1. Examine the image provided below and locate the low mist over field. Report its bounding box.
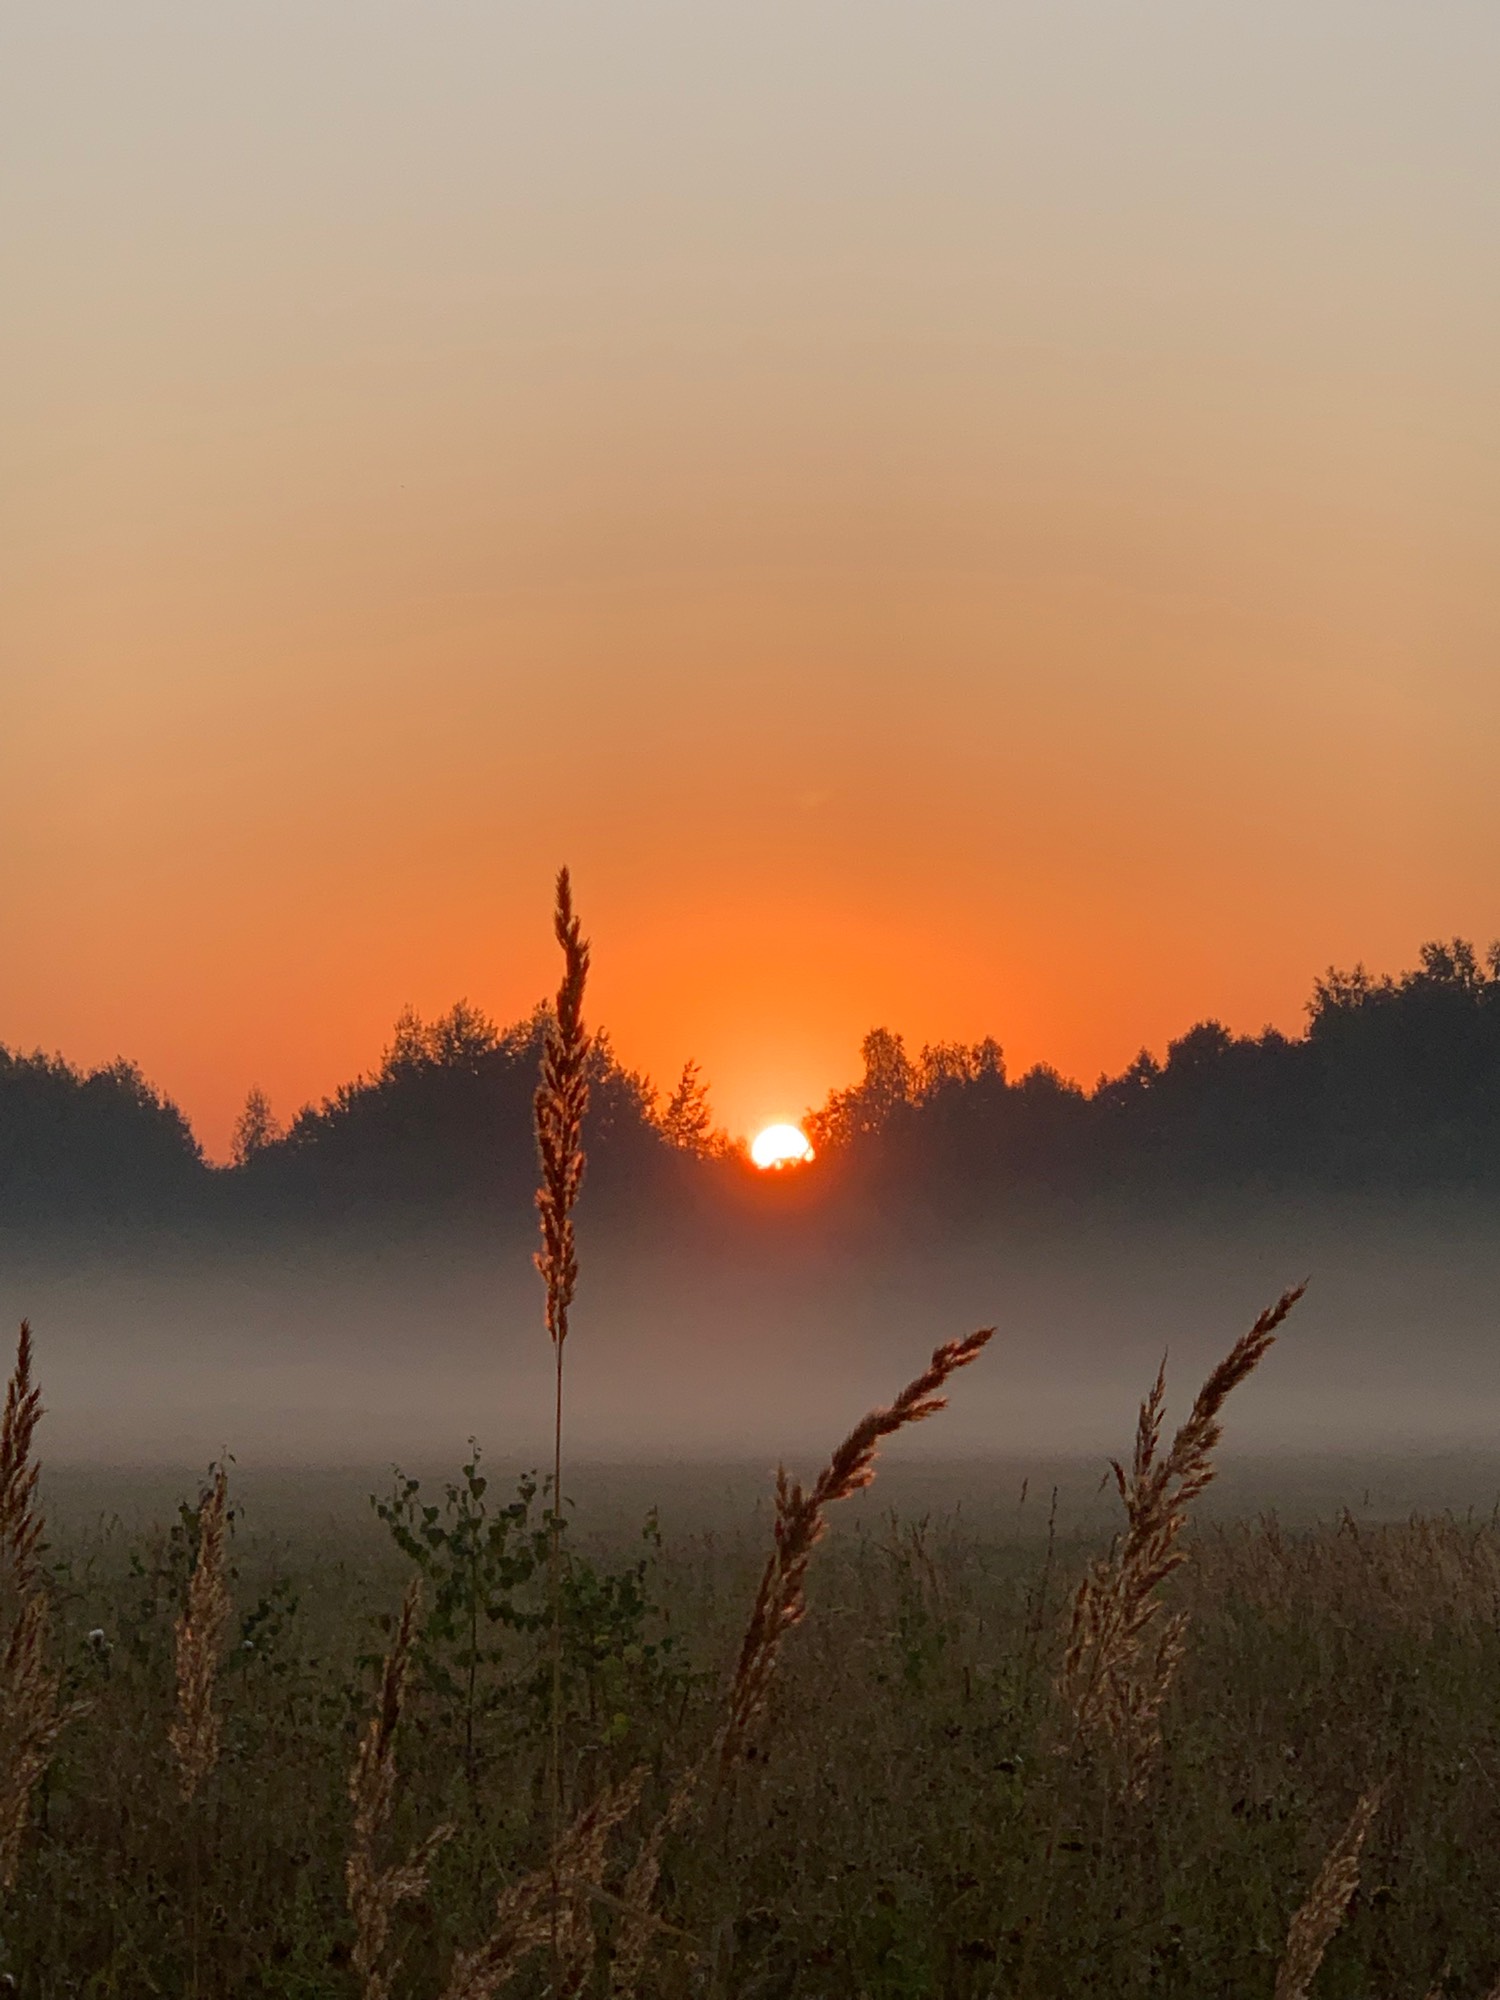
[7,1192,1500,1492]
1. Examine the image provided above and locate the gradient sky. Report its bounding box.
[3,3,1499,1157]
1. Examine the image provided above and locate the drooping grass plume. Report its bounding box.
[721,1324,996,1766]
[440,1767,644,2000]
[1060,1283,1305,1785]
[1274,1786,1383,2000]
[347,1580,452,2000]
[168,1463,233,1803]
[607,1326,996,1997]
[0,1321,74,1892]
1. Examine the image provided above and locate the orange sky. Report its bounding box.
[3,4,1499,1157]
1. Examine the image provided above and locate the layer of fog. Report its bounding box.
[6,1196,1500,1522]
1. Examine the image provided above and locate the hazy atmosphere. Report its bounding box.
[5,1181,1500,1478]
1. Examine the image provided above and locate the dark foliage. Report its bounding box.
[0,1046,202,1222]
[804,935,1500,1205]
[9,937,1500,1229]
[230,1001,674,1229]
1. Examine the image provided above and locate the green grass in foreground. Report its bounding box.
[7,1459,1500,1998]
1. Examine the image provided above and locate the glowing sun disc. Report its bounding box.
[751,1123,815,1170]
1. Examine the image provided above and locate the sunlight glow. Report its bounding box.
[750,1123,815,1170]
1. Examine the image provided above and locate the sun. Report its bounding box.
[750,1123,815,1170]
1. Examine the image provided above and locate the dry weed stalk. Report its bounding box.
[606,1327,996,1997]
[0,1322,75,1891]
[440,1767,644,2000]
[1274,1786,1383,2000]
[168,1464,233,1802]
[347,1581,453,2000]
[1060,1284,1305,1786]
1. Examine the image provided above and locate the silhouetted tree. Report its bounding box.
[230,1087,282,1166]
[807,1028,917,1151]
[658,1060,718,1153]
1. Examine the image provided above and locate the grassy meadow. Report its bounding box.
[6,1437,1500,1996]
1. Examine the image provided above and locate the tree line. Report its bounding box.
[7,938,1500,1228]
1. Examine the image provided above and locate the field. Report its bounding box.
[4,1431,1500,1998]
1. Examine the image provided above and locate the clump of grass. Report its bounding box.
[347,1580,452,2000]
[0,1320,75,1891]
[1060,1283,1305,1788]
[168,1462,232,1803]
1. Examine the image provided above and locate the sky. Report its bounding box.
[3,2,1498,1158]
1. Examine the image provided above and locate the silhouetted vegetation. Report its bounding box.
[9,937,1500,1230]
[815,937,1500,1211]
[231,1001,673,1228]
[0,1046,202,1223]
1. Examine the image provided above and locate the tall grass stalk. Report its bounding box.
[347,1579,452,2000]
[1014,1285,1305,1997]
[1060,1282,1306,1787]
[720,1324,996,1769]
[0,1322,73,1894]
[169,1463,232,1803]
[533,867,591,1958]
[168,1462,232,1997]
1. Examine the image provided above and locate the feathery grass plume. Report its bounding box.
[534,864,590,1358]
[168,1464,233,1803]
[0,1593,70,1893]
[605,1763,701,2000]
[722,1325,996,1765]
[0,1322,43,1595]
[0,1322,75,1892]
[440,1767,644,2000]
[1274,1786,1383,2000]
[533,866,591,1954]
[605,1328,996,1998]
[347,1580,453,2000]
[1060,1284,1305,1786]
